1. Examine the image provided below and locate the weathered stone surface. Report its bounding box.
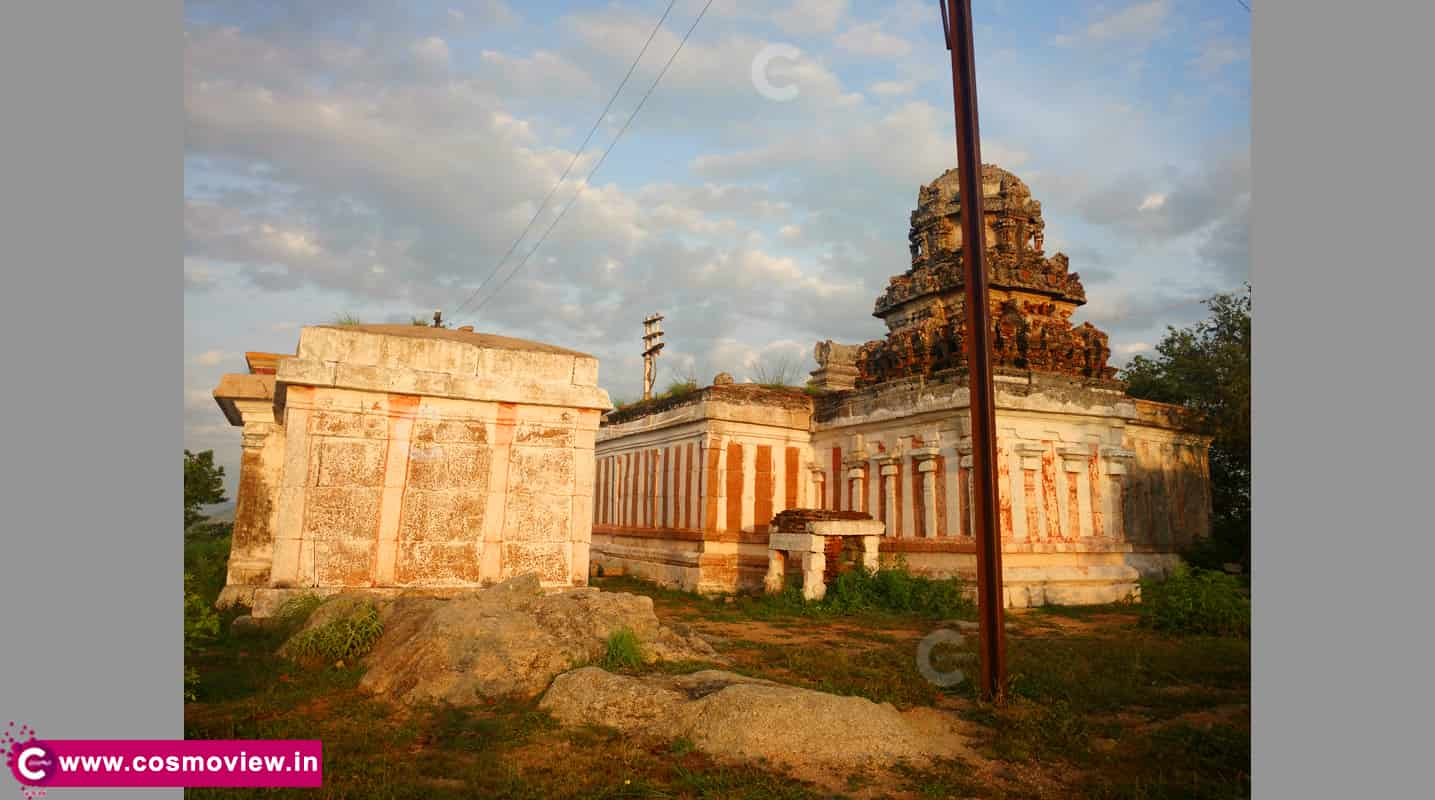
[214,323,612,613]
[540,668,961,768]
[307,576,723,705]
[853,165,1116,386]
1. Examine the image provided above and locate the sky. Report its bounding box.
[184,0,1251,496]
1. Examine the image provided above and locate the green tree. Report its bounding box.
[183,449,228,528]
[1121,286,1251,569]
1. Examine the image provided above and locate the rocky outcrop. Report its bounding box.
[279,575,719,705]
[540,667,964,769]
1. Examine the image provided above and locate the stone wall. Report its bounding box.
[214,324,609,614]
[808,370,1210,605]
[591,385,815,593]
[592,370,1210,605]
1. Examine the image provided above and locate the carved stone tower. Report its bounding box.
[851,165,1116,387]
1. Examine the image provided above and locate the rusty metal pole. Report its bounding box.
[942,0,1007,703]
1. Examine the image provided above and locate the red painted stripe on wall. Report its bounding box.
[754,444,773,532]
[726,441,743,533]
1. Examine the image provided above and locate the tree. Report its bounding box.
[1121,286,1251,569]
[184,449,228,528]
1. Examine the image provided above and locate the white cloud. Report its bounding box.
[1054,0,1171,48]
[773,0,848,35]
[869,80,915,97]
[835,23,912,58]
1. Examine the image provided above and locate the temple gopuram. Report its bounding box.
[591,166,1213,606]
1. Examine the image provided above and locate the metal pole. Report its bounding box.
[942,0,1007,703]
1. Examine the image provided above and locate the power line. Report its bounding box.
[465,0,715,318]
[451,0,679,318]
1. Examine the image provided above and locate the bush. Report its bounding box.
[285,602,385,664]
[821,562,975,619]
[1138,566,1250,637]
[273,593,325,630]
[601,627,644,671]
[184,572,220,700]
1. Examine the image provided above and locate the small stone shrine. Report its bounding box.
[212,324,610,616]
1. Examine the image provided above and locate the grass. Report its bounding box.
[600,627,644,671]
[186,556,1247,798]
[595,563,977,625]
[1139,566,1251,637]
[283,602,384,665]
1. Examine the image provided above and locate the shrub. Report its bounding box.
[1138,566,1250,637]
[184,572,220,700]
[601,627,644,671]
[285,602,384,664]
[821,562,975,619]
[273,593,325,631]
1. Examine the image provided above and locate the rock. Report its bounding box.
[540,667,960,769]
[229,615,263,635]
[321,576,721,705]
[712,372,734,385]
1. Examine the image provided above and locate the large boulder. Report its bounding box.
[540,667,964,769]
[280,575,719,705]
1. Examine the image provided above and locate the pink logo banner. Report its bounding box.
[6,739,322,789]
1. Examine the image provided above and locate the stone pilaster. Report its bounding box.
[913,446,940,538]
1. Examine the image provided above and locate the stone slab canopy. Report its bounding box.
[212,324,611,615]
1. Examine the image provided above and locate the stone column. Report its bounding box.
[880,458,900,536]
[1101,447,1135,541]
[846,465,866,513]
[801,549,827,601]
[764,549,786,594]
[913,446,940,538]
[213,373,284,609]
[808,465,827,510]
[860,535,881,571]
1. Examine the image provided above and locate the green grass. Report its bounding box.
[600,627,644,671]
[595,564,976,624]
[1139,566,1251,637]
[284,602,384,665]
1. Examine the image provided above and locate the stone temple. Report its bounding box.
[591,166,1213,606]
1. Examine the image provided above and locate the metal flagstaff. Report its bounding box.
[940,0,1007,704]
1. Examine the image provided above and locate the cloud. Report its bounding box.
[834,23,912,58]
[1053,0,1171,48]
[1190,38,1247,76]
[869,80,915,97]
[772,0,848,36]
[182,0,1249,495]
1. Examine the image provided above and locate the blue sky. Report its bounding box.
[185,0,1250,495]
